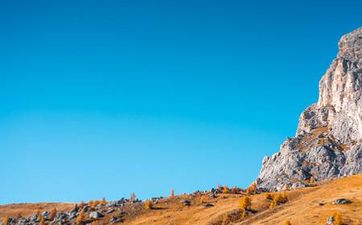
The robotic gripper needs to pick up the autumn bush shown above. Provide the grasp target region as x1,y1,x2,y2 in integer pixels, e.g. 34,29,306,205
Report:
283,220,292,225
144,200,153,209
265,193,273,201
240,196,251,219
3,215,9,225
49,208,57,220
39,215,45,225
333,212,343,225
223,186,230,194
240,196,251,210
101,197,107,206
246,183,257,195
76,210,85,225
221,213,230,225
269,192,288,208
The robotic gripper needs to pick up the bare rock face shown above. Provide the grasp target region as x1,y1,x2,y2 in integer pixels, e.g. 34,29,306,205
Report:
256,27,362,191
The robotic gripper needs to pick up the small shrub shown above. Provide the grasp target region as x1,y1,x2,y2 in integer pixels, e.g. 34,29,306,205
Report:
3,215,9,225
240,196,251,210
231,186,240,194
89,200,100,208
333,212,343,225
283,220,292,225
240,196,251,219
223,186,230,194
101,197,107,206
49,208,57,220
170,189,175,197
246,183,257,195
265,193,273,201
76,210,85,225
221,213,230,225
92,221,100,225
144,200,153,209
39,215,45,225
309,176,316,184
78,202,85,209
269,193,288,208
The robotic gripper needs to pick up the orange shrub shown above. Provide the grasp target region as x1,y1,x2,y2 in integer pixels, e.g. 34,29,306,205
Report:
49,208,57,220
223,186,230,194
246,183,257,195
101,197,107,206
333,212,342,225
240,196,251,210
269,193,288,208
76,210,85,225
283,220,292,225
3,215,9,225
144,200,153,209
39,215,45,225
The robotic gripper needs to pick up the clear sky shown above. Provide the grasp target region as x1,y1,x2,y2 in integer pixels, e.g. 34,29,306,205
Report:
0,0,361,204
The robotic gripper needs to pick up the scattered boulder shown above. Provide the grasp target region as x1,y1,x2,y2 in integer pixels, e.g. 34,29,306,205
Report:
89,211,104,219
204,203,214,208
110,216,124,224
181,200,191,206
105,208,115,214
42,211,49,219
333,198,352,205
327,216,334,225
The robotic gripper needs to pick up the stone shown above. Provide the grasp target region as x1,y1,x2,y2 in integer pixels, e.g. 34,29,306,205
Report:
105,208,115,214
333,198,352,204
204,203,214,208
42,211,49,219
181,200,191,206
89,211,104,219
327,216,334,225
110,216,124,224
257,27,362,191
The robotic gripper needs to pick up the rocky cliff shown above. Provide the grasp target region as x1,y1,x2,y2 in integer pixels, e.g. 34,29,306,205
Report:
256,27,362,191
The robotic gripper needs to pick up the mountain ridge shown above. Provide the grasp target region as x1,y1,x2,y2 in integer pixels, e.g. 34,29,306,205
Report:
256,27,362,191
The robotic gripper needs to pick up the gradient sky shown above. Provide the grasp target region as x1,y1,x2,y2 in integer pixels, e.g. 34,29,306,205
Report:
1,0,362,204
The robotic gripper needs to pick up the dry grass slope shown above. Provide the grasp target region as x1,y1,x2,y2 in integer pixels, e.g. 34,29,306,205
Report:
1,174,361,225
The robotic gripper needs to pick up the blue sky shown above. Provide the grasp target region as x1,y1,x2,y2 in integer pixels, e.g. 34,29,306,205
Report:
0,0,361,204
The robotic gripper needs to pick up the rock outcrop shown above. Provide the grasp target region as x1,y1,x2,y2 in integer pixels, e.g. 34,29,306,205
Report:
256,27,362,191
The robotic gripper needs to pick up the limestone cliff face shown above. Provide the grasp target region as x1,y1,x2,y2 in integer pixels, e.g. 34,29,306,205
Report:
256,28,362,191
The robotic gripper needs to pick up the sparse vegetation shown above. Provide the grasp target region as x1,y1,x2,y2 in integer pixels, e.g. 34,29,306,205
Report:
144,200,153,209
269,192,288,208
3,215,9,225
101,197,107,206
49,208,57,221
240,196,251,210
333,212,343,225
221,213,230,225
39,215,45,225
223,186,230,194
265,193,273,200
76,210,85,225
283,220,291,225
309,176,316,184
170,189,175,197
246,183,257,195
240,196,252,219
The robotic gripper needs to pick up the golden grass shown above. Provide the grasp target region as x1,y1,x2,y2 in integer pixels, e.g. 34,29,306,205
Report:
0,174,361,225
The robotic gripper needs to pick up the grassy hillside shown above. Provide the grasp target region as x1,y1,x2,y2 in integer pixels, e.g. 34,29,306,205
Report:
1,174,361,225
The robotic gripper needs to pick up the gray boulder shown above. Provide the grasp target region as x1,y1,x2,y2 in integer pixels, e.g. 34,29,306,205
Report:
89,211,104,219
